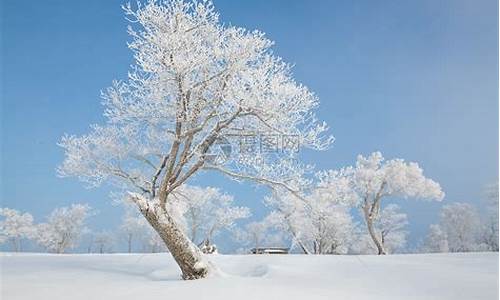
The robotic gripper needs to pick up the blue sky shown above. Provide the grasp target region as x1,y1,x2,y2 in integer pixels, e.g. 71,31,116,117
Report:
1,0,498,252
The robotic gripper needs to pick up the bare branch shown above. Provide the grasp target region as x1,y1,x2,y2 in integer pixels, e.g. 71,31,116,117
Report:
203,165,307,202
111,168,150,195
151,155,169,198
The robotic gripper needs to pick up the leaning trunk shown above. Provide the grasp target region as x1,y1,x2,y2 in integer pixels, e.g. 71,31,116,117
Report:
138,204,209,280
285,218,311,254
296,240,310,254
364,213,386,255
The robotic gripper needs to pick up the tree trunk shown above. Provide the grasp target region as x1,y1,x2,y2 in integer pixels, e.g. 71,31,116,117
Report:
127,234,132,253
297,240,310,254
361,197,387,256
138,203,209,280
286,219,311,254
11,239,19,252
364,213,386,255
254,236,259,254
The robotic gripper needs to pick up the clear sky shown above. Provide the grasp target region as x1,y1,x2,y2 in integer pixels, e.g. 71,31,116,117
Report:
1,0,498,252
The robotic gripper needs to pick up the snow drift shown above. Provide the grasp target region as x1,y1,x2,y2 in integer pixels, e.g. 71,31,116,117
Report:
1,252,497,300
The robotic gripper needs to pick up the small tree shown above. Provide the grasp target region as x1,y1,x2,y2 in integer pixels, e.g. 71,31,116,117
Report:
307,204,355,254
93,230,115,253
173,185,250,246
58,0,331,279
422,224,449,253
351,233,378,254
36,204,92,253
348,152,444,254
265,169,358,254
147,230,168,253
242,221,269,251
438,203,481,252
0,208,36,252
375,204,408,253
267,189,357,254
263,195,312,254
235,214,286,252
481,183,499,251
120,210,150,253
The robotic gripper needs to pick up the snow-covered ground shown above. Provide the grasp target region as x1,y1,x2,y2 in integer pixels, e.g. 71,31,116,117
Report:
1,252,497,300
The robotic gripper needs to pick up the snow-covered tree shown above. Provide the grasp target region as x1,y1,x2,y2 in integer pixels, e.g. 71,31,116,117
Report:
351,205,408,254
438,202,481,252
58,0,331,279
375,204,408,253
480,183,499,251
36,204,92,253
120,209,150,253
307,204,355,254
263,194,311,254
93,230,115,253
235,214,286,252
120,204,170,253
266,187,357,254
347,152,444,254
84,232,95,253
422,202,486,253
245,222,269,249
173,185,250,246
307,171,359,254
351,233,377,254
147,229,168,253
0,208,36,252
422,185,498,254
264,169,358,254
422,224,449,253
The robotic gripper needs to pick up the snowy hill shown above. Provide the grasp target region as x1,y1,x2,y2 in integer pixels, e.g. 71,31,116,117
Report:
1,252,497,300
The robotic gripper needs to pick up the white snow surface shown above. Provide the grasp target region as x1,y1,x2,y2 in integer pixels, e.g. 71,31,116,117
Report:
1,252,497,300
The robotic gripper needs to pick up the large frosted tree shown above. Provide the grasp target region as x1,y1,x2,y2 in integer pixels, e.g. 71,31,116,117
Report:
58,0,332,279
347,152,444,254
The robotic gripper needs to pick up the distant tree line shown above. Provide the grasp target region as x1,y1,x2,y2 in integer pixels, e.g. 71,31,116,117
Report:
1,180,497,254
